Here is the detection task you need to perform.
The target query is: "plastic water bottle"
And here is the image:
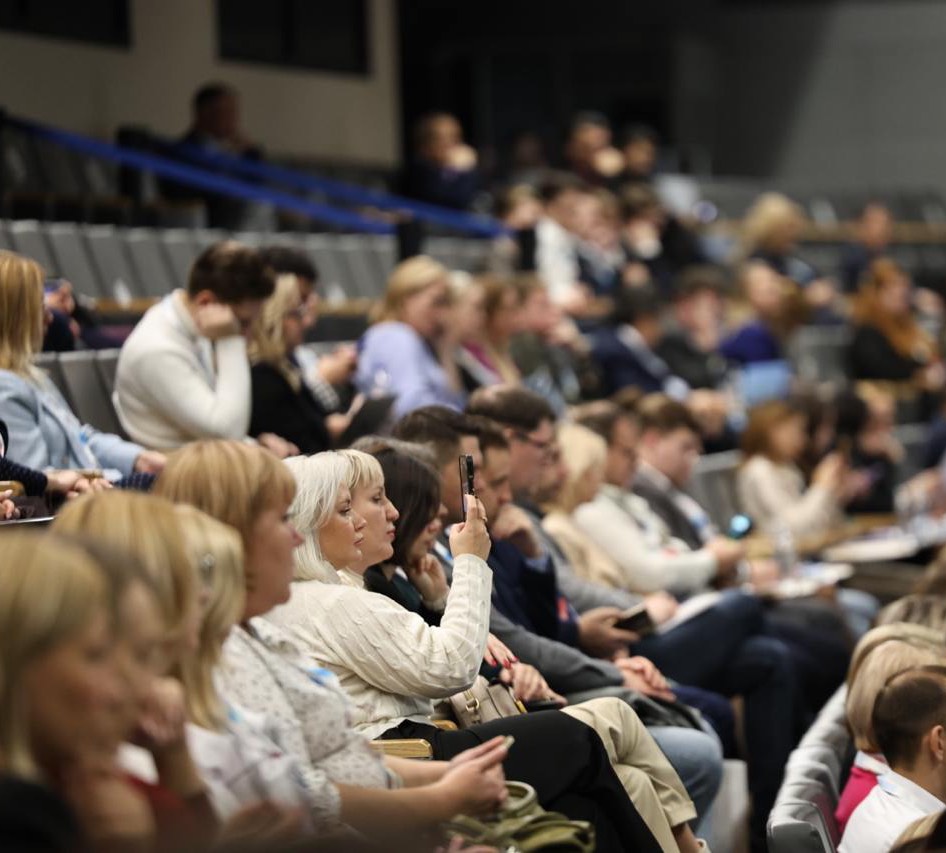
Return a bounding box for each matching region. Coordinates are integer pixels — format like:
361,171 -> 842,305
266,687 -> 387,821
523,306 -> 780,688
773,522 -> 797,577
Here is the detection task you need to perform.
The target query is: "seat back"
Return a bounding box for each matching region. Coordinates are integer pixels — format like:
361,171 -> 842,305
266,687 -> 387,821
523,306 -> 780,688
789,326 -> 853,385
46,222 -> 107,299
95,349 -> 121,396
84,225 -> 138,300
158,229 -> 200,284
125,228 -> 178,297
8,220 -> 56,270
689,450 -> 742,529
57,352 -> 123,435
768,797 -> 837,853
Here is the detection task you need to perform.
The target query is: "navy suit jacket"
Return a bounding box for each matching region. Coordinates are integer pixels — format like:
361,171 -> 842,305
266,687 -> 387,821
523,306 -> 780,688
589,328 -> 665,395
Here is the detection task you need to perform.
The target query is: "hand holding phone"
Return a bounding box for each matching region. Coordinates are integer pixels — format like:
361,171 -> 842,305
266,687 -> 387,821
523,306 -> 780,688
613,603 -> 656,637
459,454 -> 475,521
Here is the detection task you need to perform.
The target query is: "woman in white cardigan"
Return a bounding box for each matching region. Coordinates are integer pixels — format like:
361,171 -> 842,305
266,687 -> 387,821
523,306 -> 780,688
270,449 -> 702,853
736,399 -> 865,540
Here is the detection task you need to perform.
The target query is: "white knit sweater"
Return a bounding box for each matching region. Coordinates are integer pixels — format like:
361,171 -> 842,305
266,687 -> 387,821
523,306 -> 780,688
264,554 -> 492,740
113,291 -> 251,449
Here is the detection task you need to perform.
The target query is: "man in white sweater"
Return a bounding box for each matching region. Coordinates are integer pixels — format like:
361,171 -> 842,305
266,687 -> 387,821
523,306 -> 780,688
115,241 -> 286,451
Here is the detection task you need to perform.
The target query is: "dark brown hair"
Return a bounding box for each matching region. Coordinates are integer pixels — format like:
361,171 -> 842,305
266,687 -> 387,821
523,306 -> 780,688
873,667 -> 946,768
187,241 -> 276,304
466,386 -> 555,433
372,448 -> 441,567
637,395 -> 700,436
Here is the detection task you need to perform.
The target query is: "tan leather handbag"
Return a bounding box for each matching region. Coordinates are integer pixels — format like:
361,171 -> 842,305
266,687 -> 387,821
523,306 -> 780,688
446,675 -> 527,728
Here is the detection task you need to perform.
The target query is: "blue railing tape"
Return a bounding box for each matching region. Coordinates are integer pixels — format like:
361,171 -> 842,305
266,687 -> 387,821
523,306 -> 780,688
157,137 -> 508,238
7,115 -> 394,234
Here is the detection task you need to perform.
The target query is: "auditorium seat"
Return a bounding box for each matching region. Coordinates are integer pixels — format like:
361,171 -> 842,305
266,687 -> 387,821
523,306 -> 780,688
84,225 -> 140,301
33,352 -> 72,408
689,450 -> 742,530
125,228 -> 178,297
57,351 -> 124,435
95,349 -> 121,396
8,220 -> 57,272
46,223 -> 108,299
789,326 -> 853,386
159,229 -> 201,283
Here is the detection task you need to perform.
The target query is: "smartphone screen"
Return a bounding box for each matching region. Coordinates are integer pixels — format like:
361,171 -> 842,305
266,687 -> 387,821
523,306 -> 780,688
459,454 -> 475,521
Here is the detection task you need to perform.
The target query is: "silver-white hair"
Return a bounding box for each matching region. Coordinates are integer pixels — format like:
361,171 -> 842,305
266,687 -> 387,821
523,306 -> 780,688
284,452 -> 351,582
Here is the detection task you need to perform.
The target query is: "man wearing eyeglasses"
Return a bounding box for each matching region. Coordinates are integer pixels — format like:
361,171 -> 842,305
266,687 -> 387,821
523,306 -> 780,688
840,666 -> 946,853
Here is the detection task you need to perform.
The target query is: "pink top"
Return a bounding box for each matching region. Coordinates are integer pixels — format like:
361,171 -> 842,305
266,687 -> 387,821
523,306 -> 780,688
835,751 -> 888,834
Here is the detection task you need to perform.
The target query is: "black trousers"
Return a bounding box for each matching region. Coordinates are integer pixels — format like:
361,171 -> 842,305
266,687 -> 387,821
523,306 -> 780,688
380,710 -> 661,853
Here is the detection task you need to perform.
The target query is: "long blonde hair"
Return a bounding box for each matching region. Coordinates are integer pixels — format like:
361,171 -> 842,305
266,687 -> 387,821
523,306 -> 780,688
371,255 -> 449,324
0,532 -> 112,777
736,192 -> 807,261
250,274 -> 304,392
284,452 -> 351,581
175,505 -> 245,731
0,251 -> 45,377
154,440 -> 296,548
550,422 -> 607,513
52,492 -> 197,653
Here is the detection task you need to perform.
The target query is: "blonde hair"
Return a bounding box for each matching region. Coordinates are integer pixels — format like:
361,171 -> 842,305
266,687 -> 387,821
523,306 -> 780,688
175,505 -> 245,730
154,440 -> 296,547
551,421 -> 607,513
371,255 -> 449,324
250,274 -> 304,392
284,452 -> 351,581
877,595 -> 946,633
845,623 -> 946,751
53,492 -> 196,652
339,448 -> 384,494
737,192 -> 807,260
0,532 -> 111,777
0,250 -> 45,376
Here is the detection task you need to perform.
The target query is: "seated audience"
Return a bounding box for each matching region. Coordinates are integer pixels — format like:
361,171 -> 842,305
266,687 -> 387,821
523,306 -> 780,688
44,277 -> 124,350
0,251 -> 164,478
566,401 -> 742,595
737,192 -> 840,320
161,82 -> 266,230
563,111 -> 624,187
115,241 -> 296,456
617,124 -> 660,187
392,404 -> 731,831
249,274 -> 332,454
0,533 -> 159,852
535,172 -> 597,311
509,277 -> 597,411
458,274 -> 524,386
355,256 -> 464,419
850,259 -> 945,398
656,266 -> 730,390
401,113 -> 481,211
258,245 -> 358,415
165,442 -> 668,851
736,399 -> 866,540
155,440 -> 533,846
589,286 -> 689,398
719,260 -> 795,366
839,667 -> 946,853
838,624 -> 946,834
347,445 -> 710,852
835,387 -> 902,515
841,202 -> 895,294
618,185 -> 702,296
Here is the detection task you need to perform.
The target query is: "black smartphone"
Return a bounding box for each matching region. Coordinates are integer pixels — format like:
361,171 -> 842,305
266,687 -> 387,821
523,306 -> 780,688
613,603 -> 655,636
459,454 -> 475,521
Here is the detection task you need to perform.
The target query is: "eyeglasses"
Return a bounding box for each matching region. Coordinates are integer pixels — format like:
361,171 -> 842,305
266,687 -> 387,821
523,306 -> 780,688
513,431 -> 555,458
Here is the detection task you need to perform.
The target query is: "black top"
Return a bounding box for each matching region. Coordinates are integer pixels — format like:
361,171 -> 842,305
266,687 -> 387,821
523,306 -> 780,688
0,775 -> 81,852
249,362 -> 331,455
656,331 -> 728,390
849,324 -> 923,382
364,566 -> 443,626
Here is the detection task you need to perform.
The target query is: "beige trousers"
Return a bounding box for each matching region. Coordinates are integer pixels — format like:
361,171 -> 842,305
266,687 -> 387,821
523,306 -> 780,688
563,697 -> 696,853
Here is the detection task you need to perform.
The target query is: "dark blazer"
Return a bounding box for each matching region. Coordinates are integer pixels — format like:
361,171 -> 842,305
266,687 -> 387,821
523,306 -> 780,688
589,327 -> 667,395
249,362 -> 331,455
632,476 -> 704,552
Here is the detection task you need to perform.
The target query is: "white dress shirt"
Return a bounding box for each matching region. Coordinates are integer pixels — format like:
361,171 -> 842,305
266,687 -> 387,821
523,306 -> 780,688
839,769 -> 945,853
